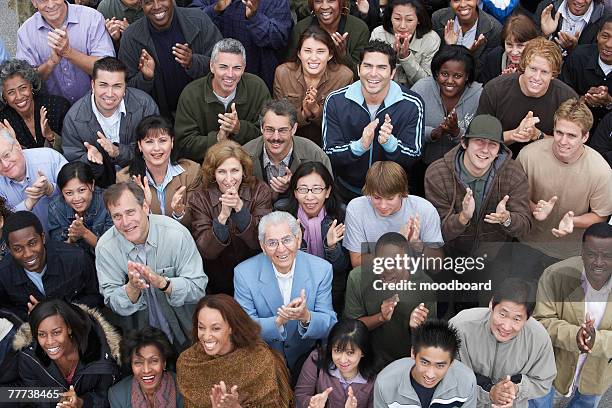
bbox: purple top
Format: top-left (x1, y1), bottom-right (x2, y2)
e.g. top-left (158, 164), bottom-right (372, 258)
top-left (16, 3), bottom-right (115, 104)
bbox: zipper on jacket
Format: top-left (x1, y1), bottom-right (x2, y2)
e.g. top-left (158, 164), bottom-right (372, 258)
top-left (21, 351), bottom-right (67, 390)
top-left (490, 341), bottom-right (499, 381)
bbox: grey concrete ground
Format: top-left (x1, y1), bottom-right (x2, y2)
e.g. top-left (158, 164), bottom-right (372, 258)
top-left (0, 0), bottom-right (611, 406)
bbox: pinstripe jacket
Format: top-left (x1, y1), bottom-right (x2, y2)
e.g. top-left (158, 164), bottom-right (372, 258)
top-left (322, 80), bottom-right (424, 193)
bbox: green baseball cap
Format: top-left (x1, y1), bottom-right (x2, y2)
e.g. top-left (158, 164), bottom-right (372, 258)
top-left (464, 114), bottom-right (503, 144)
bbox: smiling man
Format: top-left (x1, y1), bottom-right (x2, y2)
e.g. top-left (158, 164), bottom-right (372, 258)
top-left (449, 278), bottom-right (557, 408)
top-left (322, 40), bottom-right (424, 203)
top-left (0, 211), bottom-right (101, 321)
top-left (174, 38), bottom-right (270, 163)
top-left (96, 181), bottom-right (207, 352)
top-left (516, 99), bottom-right (612, 278)
top-left (17, 0), bottom-right (115, 104)
top-left (533, 223), bottom-right (612, 408)
top-left (62, 57), bottom-right (159, 187)
top-left (477, 37), bottom-right (578, 157)
top-left (374, 319), bottom-right (477, 408)
top-left (242, 99), bottom-right (332, 203)
top-left (233, 211), bottom-right (336, 377)
top-left (118, 0), bottom-right (221, 118)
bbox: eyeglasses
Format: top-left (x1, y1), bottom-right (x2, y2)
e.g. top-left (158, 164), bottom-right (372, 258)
top-left (264, 235), bottom-right (296, 249)
top-left (295, 186), bottom-right (326, 195)
top-left (262, 126), bottom-right (292, 137)
top-left (0, 144), bottom-right (16, 164)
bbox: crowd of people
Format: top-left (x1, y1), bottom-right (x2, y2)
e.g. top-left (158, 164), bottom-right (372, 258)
top-left (0, 0), bottom-right (610, 406)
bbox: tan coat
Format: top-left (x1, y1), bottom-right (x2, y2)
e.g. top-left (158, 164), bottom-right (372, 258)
top-left (533, 256), bottom-right (612, 395)
top-left (116, 159), bottom-right (201, 227)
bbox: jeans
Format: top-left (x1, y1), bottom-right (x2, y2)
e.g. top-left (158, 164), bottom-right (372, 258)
top-left (528, 387), bottom-right (603, 408)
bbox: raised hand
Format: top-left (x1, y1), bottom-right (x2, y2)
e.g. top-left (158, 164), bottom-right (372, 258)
top-left (511, 111), bottom-right (540, 143)
top-left (552, 210), bottom-right (574, 237)
top-left (132, 174), bottom-right (153, 207)
top-left (576, 313), bottom-right (596, 353)
top-left (469, 34), bottom-right (486, 53)
top-left (68, 215), bottom-right (89, 241)
top-left (394, 33), bottom-right (412, 59)
top-left (96, 131), bottom-right (119, 158)
top-left (138, 49), bottom-right (155, 80)
top-left (269, 168), bottom-right (292, 194)
top-left (302, 87), bottom-right (320, 120)
top-left (105, 17), bottom-right (122, 41)
top-left (0, 119), bottom-right (17, 139)
top-left (25, 170), bottom-right (52, 210)
top-left (130, 261), bottom-right (167, 290)
top-left (27, 295), bottom-right (39, 314)
top-left (490, 376), bottom-right (517, 406)
top-left (39, 106), bottom-right (55, 144)
top-left (172, 43), bottom-right (193, 70)
top-left (330, 32), bottom-right (349, 58)
top-left (325, 219), bottom-right (345, 248)
top-left (244, 0), bottom-right (260, 19)
top-left (47, 26), bottom-right (71, 58)
top-left (308, 387), bottom-right (333, 408)
top-left (171, 186), bottom-right (187, 218)
top-left (218, 103), bottom-right (241, 135)
top-left (485, 195), bottom-right (510, 225)
top-left (400, 215), bottom-right (421, 243)
top-left (127, 260), bottom-right (149, 291)
top-left (460, 187), bottom-right (475, 225)
top-left (210, 381), bottom-right (241, 408)
top-left (57, 385), bottom-right (83, 408)
top-left (378, 114), bottom-right (393, 145)
top-left (583, 86), bottom-right (612, 108)
top-left (380, 294), bottom-right (399, 322)
top-left (214, 0), bottom-right (232, 13)
top-left (441, 109), bottom-right (460, 138)
top-left (410, 303), bottom-right (429, 329)
top-left (443, 19), bottom-right (458, 45)
top-left (355, 0), bottom-right (369, 15)
top-left (360, 118), bottom-right (379, 150)
top-left (540, 4), bottom-right (561, 36)
top-left (556, 30), bottom-right (580, 52)
top-left (532, 195), bottom-right (557, 221)
top-left (84, 142), bottom-right (103, 165)
top-left (344, 386), bottom-right (358, 408)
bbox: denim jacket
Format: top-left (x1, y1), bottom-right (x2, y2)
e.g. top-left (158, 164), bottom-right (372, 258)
top-left (48, 186), bottom-right (113, 256)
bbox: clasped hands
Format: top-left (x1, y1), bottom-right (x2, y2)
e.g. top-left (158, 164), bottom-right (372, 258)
top-left (276, 288), bottom-right (311, 327)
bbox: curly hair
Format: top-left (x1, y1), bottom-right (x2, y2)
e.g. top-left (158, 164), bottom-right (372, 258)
top-left (0, 59), bottom-right (41, 104)
top-left (120, 327), bottom-right (174, 370)
top-left (519, 37), bottom-right (562, 77)
top-left (200, 140), bottom-right (255, 189)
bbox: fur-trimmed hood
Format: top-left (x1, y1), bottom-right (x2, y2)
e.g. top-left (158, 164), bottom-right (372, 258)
top-left (12, 303), bottom-right (121, 364)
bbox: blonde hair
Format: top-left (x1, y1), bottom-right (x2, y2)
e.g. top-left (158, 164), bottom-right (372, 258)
top-left (553, 98), bottom-right (594, 134)
top-left (362, 161), bottom-right (409, 197)
top-left (519, 37), bottom-right (562, 77)
top-left (201, 140), bottom-right (256, 189)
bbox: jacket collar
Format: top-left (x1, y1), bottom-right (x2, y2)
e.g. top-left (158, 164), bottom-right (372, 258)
top-left (397, 358), bottom-right (466, 404)
top-left (257, 251), bottom-right (312, 312)
top-left (344, 80), bottom-right (406, 110)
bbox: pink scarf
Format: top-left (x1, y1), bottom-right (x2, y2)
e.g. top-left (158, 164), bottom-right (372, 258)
top-left (131, 371), bottom-right (177, 408)
top-left (297, 206), bottom-right (326, 259)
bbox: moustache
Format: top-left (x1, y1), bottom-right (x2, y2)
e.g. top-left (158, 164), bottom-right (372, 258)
top-left (268, 139), bottom-right (284, 145)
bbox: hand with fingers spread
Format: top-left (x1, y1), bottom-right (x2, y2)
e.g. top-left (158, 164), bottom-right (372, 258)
top-left (325, 219), bottom-right (345, 248)
top-left (444, 19), bottom-right (459, 45)
top-left (330, 32), bottom-right (349, 58)
top-left (551, 210), bottom-right (574, 237)
top-left (172, 43), bottom-right (193, 70)
top-left (132, 174), bottom-right (153, 207)
top-left (355, 0), bottom-right (370, 15)
top-left (218, 103), bottom-right (241, 135)
top-left (410, 303), bottom-right (429, 329)
top-left (96, 131), bottom-right (119, 158)
top-left (244, 0), bottom-right (260, 19)
top-left (138, 49), bottom-right (155, 81)
top-left (556, 30), bottom-right (580, 52)
top-left (0, 119), bottom-right (17, 140)
top-left (269, 168), bottom-right (292, 194)
top-left (576, 313), bottom-right (596, 353)
top-left (27, 295), bottom-right (39, 314)
top-left (469, 34), bottom-right (486, 53)
top-left (378, 114), bottom-right (393, 145)
top-left (57, 385), bottom-right (83, 408)
top-left (459, 187), bottom-right (475, 225)
top-left (540, 4), bottom-right (561, 36)
top-left (394, 33), bottom-right (412, 59)
top-left (344, 386), bottom-right (358, 408)
top-left (39, 106), bottom-right (55, 143)
top-left (84, 142), bottom-right (103, 165)
top-left (47, 26), bottom-right (71, 58)
top-left (171, 186), bottom-right (187, 218)
top-left (360, 118), bottom-right (379, 150)
top-left (379, 294), bottom-right (399, 322)
top-left (308, 387), bottom-right (333, 408)
top-left (490, 376), bottom-right (517, 406)
top-left (532, 195), bottom-right (557, 221)
top-left (485, 195), bottom-right (511, 225)
top-left (210, 381), bottom-right (241, 408)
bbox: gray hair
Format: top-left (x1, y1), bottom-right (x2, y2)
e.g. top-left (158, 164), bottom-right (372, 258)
top-left (211, 38), bottom-right (247, 64)
top-left (0, 129), bottom-right (16, 145)
top-left (259, 98), bottom-right (298, 128)
top-left (258, 211), bottom-right (300, 242)
top-left (0, 59), bottom-right (41, 104)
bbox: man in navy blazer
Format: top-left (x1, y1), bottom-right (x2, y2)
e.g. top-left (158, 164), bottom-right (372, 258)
top-left (234, 211), bottom-right (337, 375)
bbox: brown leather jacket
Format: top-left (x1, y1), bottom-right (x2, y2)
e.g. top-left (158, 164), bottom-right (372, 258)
top-left (188, 179), bottom-right (273, 295)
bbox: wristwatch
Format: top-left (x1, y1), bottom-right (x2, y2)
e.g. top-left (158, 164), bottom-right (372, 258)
top-left (502, 215), bottom-right (512, 227)
top-left (537, 130), bottom-right (545, 140)
top-left (159, 276), bottom-right (171, 292)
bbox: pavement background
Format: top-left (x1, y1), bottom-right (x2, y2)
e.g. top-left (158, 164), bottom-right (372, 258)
top-left (0, 0), bottom-right (610, 406)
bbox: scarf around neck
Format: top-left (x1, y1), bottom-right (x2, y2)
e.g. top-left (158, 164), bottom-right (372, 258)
top-left (297, 206), bottom-right (326, 258)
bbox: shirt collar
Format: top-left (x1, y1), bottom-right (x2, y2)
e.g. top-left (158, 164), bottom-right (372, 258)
top-left (91, 93), bottom-right (127, 120)
top-left (329, 368), bottom-right (368, 385)
top-left (263, 144), bottom-right (293, 168)
top-left (272, 260), bottom-right (296, 280)
top-left (598, 57), bottom-right (612, 75)
top-left (146, 163), bottom-right (185, 191)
